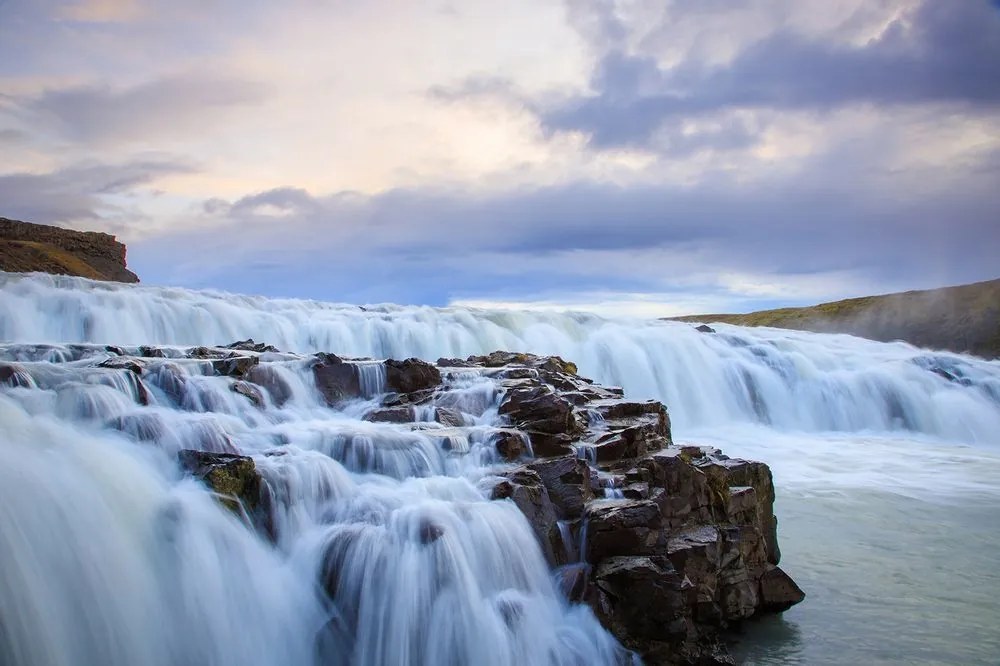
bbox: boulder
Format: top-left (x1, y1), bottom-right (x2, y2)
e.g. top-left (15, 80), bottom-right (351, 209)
top-left (499, 385), bottom-right (579, 435)
top-left (138, 345), bottom-right (166, 358)
top-left (526, 456), bottom-right (593, 517)
top-left (231, 380), bottom-right (264, 407)
top-left (0, 362), bottom-right (33, 388)
top-left (363, 406), bottom-right (414, 423)
top-left (695, 324), bottom-right (716, 333)
top-left (224, 338), bottom-right (278, 353)
top-left (244, 364), bottom-right (294, 407)
top-left (384, 358), bottom-right (441, 394)
top-left (212, 354), bottom-right (259, 377)
top-left (489, 429), bottom-right (528, 461)
top-left (178, 450), bottom-right (262, 515)
top-left (98, 357), bottom-right (144, 375)
top-left (312, 353), bottom-right (363, 405)
top-left (491, 468), bottom-right (560, 564)
top-left (433, 407), bottom-right (465, 427)
top-left (758, 565), bottom-right (805, 612)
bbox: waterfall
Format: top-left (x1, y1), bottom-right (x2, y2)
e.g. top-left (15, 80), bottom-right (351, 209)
top-left (3, 272), bottom-right (999, 442)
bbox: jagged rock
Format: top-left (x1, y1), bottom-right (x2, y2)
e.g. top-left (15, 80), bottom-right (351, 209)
top-left (188, 346), bottom-right (228, 359)
top-left (364, 406), bottom-right (414, 423)
top-left (0, 362), bottom-right (33, 387)
top-left (98, 357), bottom-right (144, 375)
top-left (212, 354), bottom-right (259, 377)
top-left (231, 380), bottom-right (264, 407)
top-left (224, 338), bottom-right (278, 353)
top-left (499, 385), bottom-right (580, 437)
top-left (178, 450), bottom-right (262, 514)
top-left (244, 364), bottom-right (294, 407)
top-left (380, 388), bottom-right (436, 407)
top-left (758, 565), bottom-right (805, 612)
top-left (695, 324), bottom-right (716, 333)
top-left (591, 556), bottom-right (696, 663)
top-left (526, 456), bottom-right (593, 517)
top-left (434, 407), bottom-right (465, 427)
top-left (138, 345), bottom-right (166, 358)
top-left (697, 458), bottom-right (779, 564)
top-left (489, 429), bottom-right (528, 461)
top-left (492, 468), bottom-right (560, 564)
top-left (384, 358), bottom-right (441, 394)
top-left (436, 357), bottom-right (475, 367)
top-left (468, 351), bottom-right (533, 367)
top-left (585, 499), bottom-right (663, 562)
top-left (312, 353), bottom-right (363, 405)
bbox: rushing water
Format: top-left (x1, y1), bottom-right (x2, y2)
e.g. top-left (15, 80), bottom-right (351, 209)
top-left (2, 272), bottom-right (1000, 665)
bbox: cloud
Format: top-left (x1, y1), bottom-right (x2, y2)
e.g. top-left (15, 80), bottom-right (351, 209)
top-left (57, 0), bottom-right (145, 23)
top-left (0, 158), bottom-right (195, 232)
top-left (542, 0), bottom-right (1000, 147)
top-left (13, 73), bottom-right (267, 145)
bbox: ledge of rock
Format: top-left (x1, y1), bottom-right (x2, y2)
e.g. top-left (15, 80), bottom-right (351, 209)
top-left (0, 216), bottom-right (139, 282)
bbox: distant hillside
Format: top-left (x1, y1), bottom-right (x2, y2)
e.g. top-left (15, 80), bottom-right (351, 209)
top-left (0, 217), bottom-right (138, 283)
top-left (672, 279), bottom-right (1000, 359)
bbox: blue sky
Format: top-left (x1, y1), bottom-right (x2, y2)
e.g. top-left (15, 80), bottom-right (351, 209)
top-left (1, 0), bottom-right (998, 316)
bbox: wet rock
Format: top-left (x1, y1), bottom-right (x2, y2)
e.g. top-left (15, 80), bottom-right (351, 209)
top-left (212, 354), bottom-right (259, 377)
top-left (585, 499), bottom-right (663, 562)
top-left (492, 468), bottom-right (560, 564)
top-left (363, 406), bottom-right (415, 423)
top-left (499, 385), bottom-right (579, 435)
top-left (384, 358), bottom-right (441, 394)
top-left (758, 565), bottom-right (805, 612)
top-left (188, 346), bottom-right (228, 359)
top-left (697, 458), bottom-right (779, 564)
top-left (489, 429), bottom-right (528, 461)
top-left (418, 519), bottom-right (445, 544)
top-left (244, 364), bottom-right (293, 407)
top-left (436, 357), bottom-right (475, 367)
top-left (380, 387), bottom-right (436, 407)
top-left (312, 353), bottom-right (363, 405)
top-left (526, 456), bottom-right (593, 517)
top-left (104, 345), bottom-right (125, 356)
top-left (231, 380), bottom-right (264, 407)
top-left (434, 407), bottom-right (465, 427)
top-left (178, 450), bottom-right (262, 515)
top-left (224, 338), bottom-right (278, 353)
top-left (107, 412), bottom-right (167, 442)
top-left (98, 357), bottom-right (144, 375)
top-left (0, 362), bottom-right (33, 387)
top-left (695, 324), bottom-right (716, 333)
top-left (138, 345), bottom-right (166, 358)
top-left (468, 351), bottom-right (533, 367)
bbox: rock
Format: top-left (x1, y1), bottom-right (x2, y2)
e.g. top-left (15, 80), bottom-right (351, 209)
top-left (244, 364), bottom-right (294, 407)
top-left (492, 468), bottom-right (560, 564)
top-left (231, 380), bottom-right (264, 407)
top-left (758, 565), bottom-right (805, 612)
top-left (188, 346), bottom-right (228, 359)
top-left (489, 429), bottom-right (528, 461)
top-left (468, 351), bottom-right (532, 367)
top-left (98, 357), bottom-right (144, 375)
top-left (0, 362), bottom-right (33, 388)
top-left (312, 353), bottom-right (363, 405)
top-left (178, 450), bottom-right (262, 515)
top-left (363, 406), bottom-right (414, 423)
top-left (224, 338), bottom-right (278, 353)
top-left (212, 354), bottom-right (259, 377)
top-left (591, 556), bottom-right (695, 662)
top-left (434, 407), bottom-right (465, 427)
top-left (104, 345), bottom-right (125, 356)
top-left (138, 345), bottom-right (166, 358)
top-left (418, 519), bottom-right (445, 544)
top-left (585, 499), bottom-right (663, 562)
top-left (384, 358), bottom-right (441, 394)
top-left (526, 457), bottom-right (593, 517)
top-left (0, 216), bottom-right (139, 282)
top-left (695, 324), bottom-right (716, 333)
top-left (499, 385), bottom-right (579, 435)
top-left (697, 458), bottom-right (780, 564)
top-left (107, 412), bottom-right (166, 442)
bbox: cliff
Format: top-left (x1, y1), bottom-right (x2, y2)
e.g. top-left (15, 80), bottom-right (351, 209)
top-left (0, 217), bottom-right (139, 283)
top-left (672, 278), bottom-right (1000, 359)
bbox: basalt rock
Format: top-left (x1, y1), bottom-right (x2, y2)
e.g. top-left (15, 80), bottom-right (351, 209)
top-left (384, 358), bottom-right (441, 394)
top-left (312, 353), bottom-right (363, 406)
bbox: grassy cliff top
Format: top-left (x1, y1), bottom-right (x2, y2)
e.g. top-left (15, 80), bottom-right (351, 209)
top-left (671, 279), bottom-right (1000, 359)
top-left (0, 217), bottom-right (139, 283)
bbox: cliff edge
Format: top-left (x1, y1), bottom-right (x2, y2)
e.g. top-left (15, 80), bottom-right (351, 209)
top-left (0, 217), bottom-right (139, 283)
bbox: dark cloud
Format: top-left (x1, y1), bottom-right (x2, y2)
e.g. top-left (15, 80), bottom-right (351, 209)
top-left (544, 1), bottom-right (1000, 147)
top-left (13, 73), bottom-right (267, 144)
top-left (131, 141), bottom-right (1000, 306)
top-left (0, 159), bottom-right (195, 228)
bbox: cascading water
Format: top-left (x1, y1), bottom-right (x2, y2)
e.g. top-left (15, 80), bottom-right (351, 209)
top-left (3, 273), bottom-right (1000, 665)
top-left (3, 273), bottom-right (999, 441)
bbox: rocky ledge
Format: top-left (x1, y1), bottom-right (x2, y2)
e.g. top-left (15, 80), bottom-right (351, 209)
top-left (0, 216), bottom-right (139, 282)
top-left (3, 341), bottom-right (803, 664)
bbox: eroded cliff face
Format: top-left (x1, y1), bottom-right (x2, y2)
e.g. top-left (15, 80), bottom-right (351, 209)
top-left (0, 217), bottom-right (139, 282)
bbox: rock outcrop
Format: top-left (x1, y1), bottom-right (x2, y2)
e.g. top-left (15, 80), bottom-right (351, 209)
top-left (0, 217), bottom-right (139, 282)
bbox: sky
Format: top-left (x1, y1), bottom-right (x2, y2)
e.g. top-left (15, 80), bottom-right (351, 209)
top-left (1, 0), bottom-right (998, 316)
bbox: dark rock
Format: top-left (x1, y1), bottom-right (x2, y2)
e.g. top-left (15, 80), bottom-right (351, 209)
top-left (499, 385), bottom-right (579, 435)
top-left (585, 499), bottom-right (663, 562)
top-left (224, 338), bottom-right (279, 353)
top-left (526, 456), bottom-right (593, 517)
top-left (312, 354), bottom-right (363, 406)
top-left (0, 216), bottom-right (139, 282)
top-left (178, 450), bottom-right (262, 515)
top-left (98, 357), bottom-right (144, 375)
top-left (695, 324), bottom-right (716, 333)
top-left (492, 468), bottom-right (560, 564)
top-left (212, 354), bottom-right (259, 377)
top-left (0, 362), bottom-right (33, 388)
top-left (434, 407), bottom-right (465, 427)
top-left (138, 345), bottom-right (166, 358)
top-left (188, 346), bottom-right (228, 359)
top-left (244, 364), bottom-right (294, 407)
top-left (758, 565), bottom-right (805, 612)
top-left (104, 345), bottom-right (125, 356)
top-left (231, 380), bottom-right (264, 407)
top-left (363, 406), bottom-right (414, 423)
top-left (418, 519), bottom-right (445, 544)
top-left (436, 357), bottom-right (475, 367)
top-left (489, 429), bottom-right (528, 461)
top-left (384, 358), bottom-right (441, 394)
top-left (380, 387), bottom-right (436, 407)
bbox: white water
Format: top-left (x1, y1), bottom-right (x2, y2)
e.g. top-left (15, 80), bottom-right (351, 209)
top-left (3, 273), bottom-right (1000, 665)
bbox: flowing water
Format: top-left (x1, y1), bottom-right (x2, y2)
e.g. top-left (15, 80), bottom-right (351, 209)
top-left (2, 272), bottom-right (1000, 665)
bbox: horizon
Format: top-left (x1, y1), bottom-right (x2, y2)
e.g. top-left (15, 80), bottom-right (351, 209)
top-left (2, 0), bottom-right (999, 317)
